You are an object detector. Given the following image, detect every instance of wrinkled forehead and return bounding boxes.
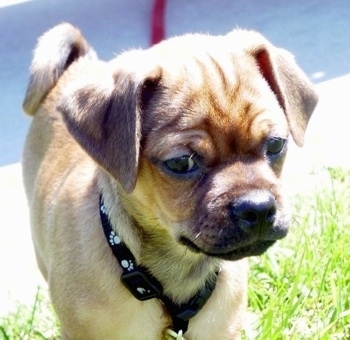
[152,34,243,88]
[142,42,288,154]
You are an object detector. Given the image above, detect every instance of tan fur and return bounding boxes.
[22,23,318,339]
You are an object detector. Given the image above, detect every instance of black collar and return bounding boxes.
[99,195,217,335]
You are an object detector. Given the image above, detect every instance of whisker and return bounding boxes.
[195,232,202,239]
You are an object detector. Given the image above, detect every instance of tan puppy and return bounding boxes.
[22,23,318,339]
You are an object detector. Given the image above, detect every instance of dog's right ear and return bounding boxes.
[23,23,96,115]
[58,56,162,193]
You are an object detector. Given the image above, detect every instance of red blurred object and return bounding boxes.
[151,0,166,45]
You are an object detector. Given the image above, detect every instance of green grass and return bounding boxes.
[0,287,58,340]
[245,167,350,339]
[1,167,349,339]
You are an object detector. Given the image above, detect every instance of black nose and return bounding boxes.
[230,191,277,233]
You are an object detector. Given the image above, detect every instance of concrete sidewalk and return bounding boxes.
[1,0,350,317]
[0,164,45,316]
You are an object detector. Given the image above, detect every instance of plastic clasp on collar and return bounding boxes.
[121,270,162,301]
[172,280,215,321]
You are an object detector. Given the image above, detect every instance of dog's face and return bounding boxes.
[127,40,291,261]
[26,25,317,262]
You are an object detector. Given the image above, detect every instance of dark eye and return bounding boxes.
[266,137,286,156]
[163,155,199,175]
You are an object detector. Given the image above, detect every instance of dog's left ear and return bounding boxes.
[234,31,318,147]
[255,47,318,146]
[58,56,162,193]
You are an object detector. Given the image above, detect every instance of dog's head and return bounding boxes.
[24,24,318,261]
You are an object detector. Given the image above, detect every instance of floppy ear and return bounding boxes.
[254,47,318,146]
[23,23,96,115]
[234,30,318,147]
[57,58,162,193]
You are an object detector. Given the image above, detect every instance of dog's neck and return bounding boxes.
[99,195,219,334]
[97,173,220,303]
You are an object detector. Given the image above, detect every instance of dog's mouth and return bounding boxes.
[179,236,276,261]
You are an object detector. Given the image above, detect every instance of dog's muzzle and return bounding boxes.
[180,190,289,261]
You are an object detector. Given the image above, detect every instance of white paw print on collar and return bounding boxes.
[100,202,107,215]
[121,259,134,271]
[109,230,121,246]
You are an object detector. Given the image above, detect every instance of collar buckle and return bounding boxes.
[121,269,162,301]
[177,282,214,320]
